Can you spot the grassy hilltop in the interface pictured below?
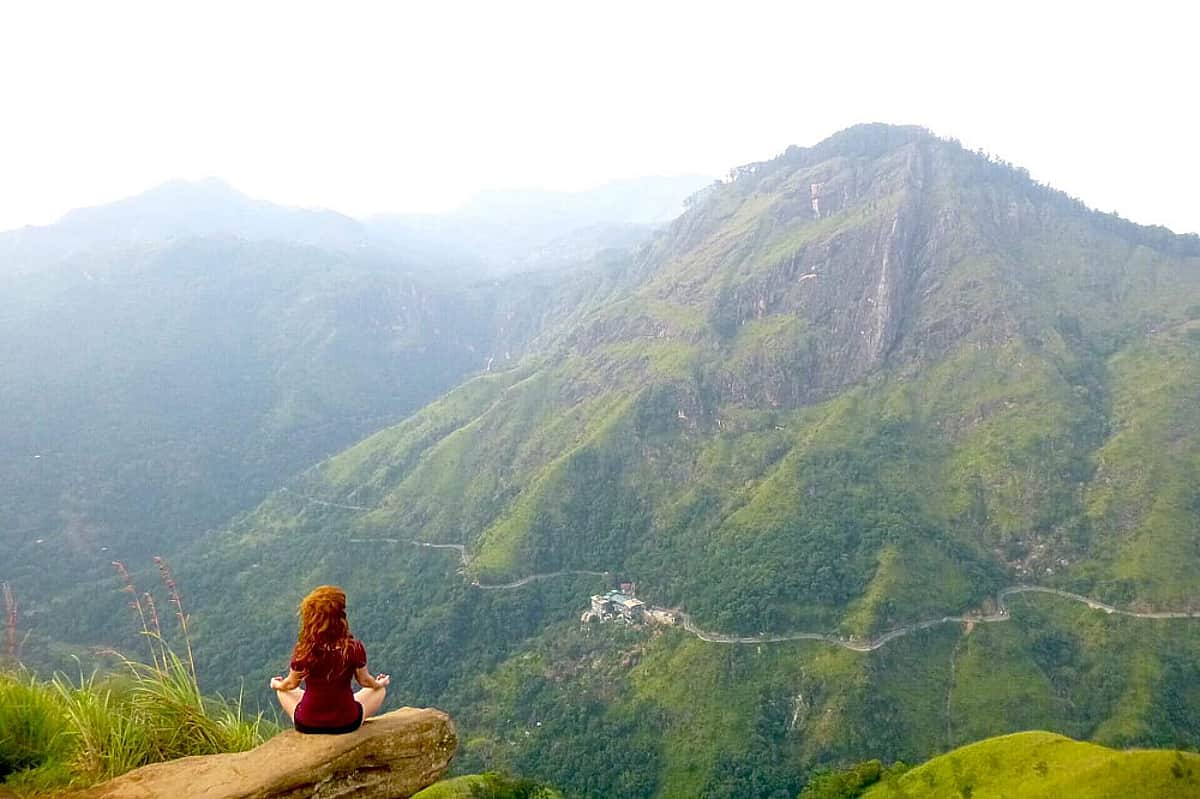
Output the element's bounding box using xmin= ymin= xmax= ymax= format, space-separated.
xmin=856 ymin=731 xmax=1200 ymax=799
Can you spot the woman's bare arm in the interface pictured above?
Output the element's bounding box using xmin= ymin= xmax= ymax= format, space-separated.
xmin=355 ymin=666 xmax=390 ymax=689
xmin=270 ymin=669 xmax=304 ymax=691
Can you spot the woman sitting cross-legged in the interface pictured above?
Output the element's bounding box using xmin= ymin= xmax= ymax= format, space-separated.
xmin=269 ymin=585 xmax=390 ymax=733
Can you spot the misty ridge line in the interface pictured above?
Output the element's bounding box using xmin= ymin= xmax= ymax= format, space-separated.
xmin=0 ymin=174 xmax=716 ymax=279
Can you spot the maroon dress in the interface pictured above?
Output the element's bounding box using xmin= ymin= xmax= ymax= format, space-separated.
xmin=291 ymin=639 xmax=368 ymax=734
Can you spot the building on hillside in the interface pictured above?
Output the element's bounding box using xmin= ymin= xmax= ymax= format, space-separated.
xmin=614 ymin=594 xmax=645 ymax=622
xmin=587 ymin=589 xmax=647 ymax=623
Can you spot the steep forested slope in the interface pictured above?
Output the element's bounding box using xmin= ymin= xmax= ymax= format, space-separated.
xmin=0 ymin=233 xmax=648 ymax=664
xmin=0 ymin=175 xmax=706 ymax=641
xmin=0 ymin=241 xmax=472 ymax=635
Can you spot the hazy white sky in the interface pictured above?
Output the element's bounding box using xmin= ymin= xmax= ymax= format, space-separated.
xmin=1 ymin=1 xmax=1197 ymax=233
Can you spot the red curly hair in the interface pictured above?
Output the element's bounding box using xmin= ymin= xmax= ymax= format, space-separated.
xmin=291 ymin=585 xmax=357 ymax=679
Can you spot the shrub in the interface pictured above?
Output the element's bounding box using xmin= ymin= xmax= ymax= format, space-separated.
xmin=0 ymin=673 xmax=71 ymax=782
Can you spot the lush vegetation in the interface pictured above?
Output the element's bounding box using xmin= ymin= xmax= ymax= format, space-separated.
xmin=6 ymin=125 xmax=1200 ymax=797
xmin=1 ymin=237 xmax=641 ymax=676
xmin=169 ymin=126 xmax=1200 ymax=798
xmin=799 ymin=760 xmax=907 ymax=799
xmin=0 ymin=558 xmax=271 ymax=794
xmin=0 ymin=240 xmax=490 ymax=667
xmin=0 ymin=655 xmax=270 ymax=793
xmin=857 ymin=731 xmax=1200 ymax=798
xmin=413 ymin=772 xmax=563 ymax=799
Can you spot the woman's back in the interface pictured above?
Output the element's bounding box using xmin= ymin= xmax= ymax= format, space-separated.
xmin=292 ymin=639 xmax=367 ymax=730
xmin=271 ymin=585 xmax=389 ymax=733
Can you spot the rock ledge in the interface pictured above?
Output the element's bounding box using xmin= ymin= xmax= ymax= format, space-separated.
xmin=71 ymin=706 xmax=456 ymax=799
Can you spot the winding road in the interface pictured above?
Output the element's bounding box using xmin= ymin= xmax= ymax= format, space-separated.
xmin=348 ymin=537 xmax=608 ymax=588
xmin=472 ymin=570 xmax=612 ymax=590
xmin=281 ymin=487 xmax=373 ymax=512
xmin=303 ymin=490 xmax=1200 ymax=653
xmin=676 ymin=586 xmax=1200 ymax=652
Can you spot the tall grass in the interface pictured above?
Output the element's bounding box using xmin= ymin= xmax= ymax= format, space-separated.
xmin=46 ymin=649 xmax=273 ymax=782
xmin=0 ymin=558 xmax=277 ymax=793
xmin=0 ymin=673 xmax=72 ymax=789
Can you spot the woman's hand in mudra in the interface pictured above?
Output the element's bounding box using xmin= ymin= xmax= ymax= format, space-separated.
xmin=354 ymin=666 xmax=389 ymax=690
xmin=271 ymin=670 xmax=303 ymax=692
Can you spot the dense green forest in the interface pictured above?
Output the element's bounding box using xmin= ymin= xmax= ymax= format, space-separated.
xmin=413 ymin=772 xmax=563 ymax=799
xmin=0 ymin=237 xmax=645 ymax=670
xmin=4 ymin=125 xmax=1200 ymax=797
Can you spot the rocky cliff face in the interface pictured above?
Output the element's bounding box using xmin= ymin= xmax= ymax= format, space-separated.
xmin=544 ymin=126 xmax=965 ymax=414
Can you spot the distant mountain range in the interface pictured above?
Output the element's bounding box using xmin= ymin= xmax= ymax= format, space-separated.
xmin=0 ymin=174 xmax=713 ymax=276
xmin=0 ymin=178 xmax=366 ymax=273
